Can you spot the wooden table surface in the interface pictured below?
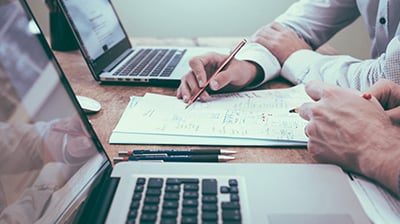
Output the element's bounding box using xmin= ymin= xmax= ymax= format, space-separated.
xmin=53 ymin=37 xmax=316 ymax=165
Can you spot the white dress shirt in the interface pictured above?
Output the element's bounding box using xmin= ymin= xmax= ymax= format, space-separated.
xmin=236 ymin=0 xmax=400 ymax=91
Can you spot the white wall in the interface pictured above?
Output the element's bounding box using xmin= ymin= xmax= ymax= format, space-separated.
xmin=27 ymin=0 xmax=371 ymax=59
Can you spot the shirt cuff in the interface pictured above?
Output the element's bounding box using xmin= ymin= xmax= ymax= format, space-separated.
xmin=234 ymin=42 xmax=281 ymax=89
xmin=281 ymin=49 xmax=325 ymax=84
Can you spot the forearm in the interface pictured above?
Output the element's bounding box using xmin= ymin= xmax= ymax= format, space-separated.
xmin=281 ymin=36 xmax=400 ymax=91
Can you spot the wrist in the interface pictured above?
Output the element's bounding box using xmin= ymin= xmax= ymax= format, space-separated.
xmin=245 ymin=61 xmax=264 ymax=88
xmin=361 ymin=127 xmax=400 ymax=196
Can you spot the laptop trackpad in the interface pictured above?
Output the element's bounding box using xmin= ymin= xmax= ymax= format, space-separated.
xmin=268 ymin=214 xmax=354 ymax=224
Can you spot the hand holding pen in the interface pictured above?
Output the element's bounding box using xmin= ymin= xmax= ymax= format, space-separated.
xmin=181 ymin=39 xmax=248 ymax=108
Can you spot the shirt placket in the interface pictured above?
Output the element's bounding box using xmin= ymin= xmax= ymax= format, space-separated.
xmin=375 ymin=0 xmax=389 ymax=55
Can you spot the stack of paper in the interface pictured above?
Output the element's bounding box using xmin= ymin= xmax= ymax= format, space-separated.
xmin=110 ymin=85 xmax=311 ymax=146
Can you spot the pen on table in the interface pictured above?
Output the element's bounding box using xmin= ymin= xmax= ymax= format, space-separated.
xmin=185 ymin=39 xmax=247 ymax=109
xmin=113 ymin=154 xmax=235 ymax=163
xmin=119 ymin=149 xmax=237 ymax=156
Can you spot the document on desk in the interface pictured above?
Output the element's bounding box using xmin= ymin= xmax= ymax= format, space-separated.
xmin=110 ymin=85 xmax=311 ymax=146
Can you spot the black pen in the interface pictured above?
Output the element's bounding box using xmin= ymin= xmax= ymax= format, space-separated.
xmin=119 ymin=149 xmax=237 ymax=156
xmin=113 ymin=154 xmax=235 ymax=163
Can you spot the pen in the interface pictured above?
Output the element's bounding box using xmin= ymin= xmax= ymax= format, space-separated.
xmin=113 ymin=155 xmax=235 ymax=163
xmin=288 ymin=107 xmax=299 ymax=113
xmin=185 ymin=39 xmax=247 ymax=109
xmin=289 ymin=92 xmax=373 ymax=113
xmin=119 ymin=149 xmax=237 ymax=156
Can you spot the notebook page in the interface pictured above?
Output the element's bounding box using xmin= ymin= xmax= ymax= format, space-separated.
xmin=111 ymin=85 xmax=311 ymax=145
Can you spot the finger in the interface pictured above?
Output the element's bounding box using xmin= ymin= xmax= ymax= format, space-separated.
xmin=177 ymin=82 xmax=191 ymax=103
xmin=269 ymin=22 xmax=286 ymax=32
xmin=367 ymin=79 xmax=392 ymax=105
xmin=368 ymin=79 xmax=400 ymax=109
xmin=303 ymin=80 xmax=328 ymax=101
xmin=386 ymin=107 xmax=400 ymax=124
xmin=298 ymin=102 xmax=315 ymax=121
xmin=208 ymin=69 xmax=234 ymax=91
xmin=251 ymin=25 xmax=276 ymax=46
xmin=178 ymin=73 xmax=198 ymax=102
xmin=189 ymin=53 xmax=223 ymax=87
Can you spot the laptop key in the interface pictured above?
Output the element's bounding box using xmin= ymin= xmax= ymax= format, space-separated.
xmin=182 ymin=207 xmax=198 ymax=216
xmin=148 ymin=177 xmax=163 ymax=188
xmin=202 ymin=203 xmax=218 ymax=212
xmin=181 ymin=216 xmax=197 ymax=224
xmin=202 ymin=212 xmax=218 ymax=221
xmin=202 ymin=179 xmax=218 ymax=195
xmin=222 ymin=209 xmax=242 ymax=221
xmin=160 ymin=218 xmax=177 ymax=224
xmin=163 ymin=200 xmax=179 ymax=209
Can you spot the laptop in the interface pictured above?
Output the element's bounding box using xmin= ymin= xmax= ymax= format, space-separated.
xmin=0 ymin=0 xmax=371 ymax=223
xmin=53 ymin=0 xmax=228 ymax=86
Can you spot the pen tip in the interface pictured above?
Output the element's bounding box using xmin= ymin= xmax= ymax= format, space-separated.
xmin=289 ymin=108 xmax=299 ymax=113
xmin=185 ymin=101 xmax=193 ymax=109
xmin=219 ymin=155 xmax=235 ymax=162
xmin=221 ymin=149 xmax=237 ymax=155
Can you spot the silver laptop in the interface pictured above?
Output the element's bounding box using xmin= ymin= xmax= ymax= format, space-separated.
xmin=55 ymin=0 xmax=228 ymax=86
xmin=0 ymin=1 xmax=370 ymax=223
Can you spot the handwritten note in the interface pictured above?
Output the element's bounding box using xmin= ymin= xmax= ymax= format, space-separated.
xmin=111 ymin=85 xmax=311 ymax=146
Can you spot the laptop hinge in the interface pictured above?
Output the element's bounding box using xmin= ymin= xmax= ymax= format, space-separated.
xmin=75 ymin=167 xmax=120 ymax=224
xmin=104 ymin=49 xmax=133 ymax=72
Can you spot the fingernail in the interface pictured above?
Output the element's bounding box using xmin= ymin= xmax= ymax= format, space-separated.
xmin=198 ymin=80 xmax=204 ymax=87
xmin=210 ymin=80 xmax=219 ymax=89
xmin=183 ymin=95 xmax=188 ymax=101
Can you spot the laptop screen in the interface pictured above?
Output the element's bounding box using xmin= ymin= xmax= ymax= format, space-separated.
xmin=60 ymin=0 xmax=125 ymax=61
xmin=58 ymin=0 xmax=133 ymax=77
xmin=0 ymin=0 xmax=109 ymax=223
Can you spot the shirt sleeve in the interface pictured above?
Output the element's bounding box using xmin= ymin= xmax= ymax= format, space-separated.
xmin=281 ymin=35 xmax=400 ymax=91
xmin=275 ymin=0 xmax=360 ymax=49
xmin=234 ymin=42 xmax=281 ymax=89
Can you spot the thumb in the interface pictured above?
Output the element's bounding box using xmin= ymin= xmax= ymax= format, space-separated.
xmin=386 ymin=107 xmax=400 ymax=125
xmin=209 ymin=70 xmax=232 ymax=91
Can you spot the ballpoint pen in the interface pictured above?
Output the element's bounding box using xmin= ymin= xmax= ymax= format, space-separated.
xmin=185 ymin=39 xmax=247 ymax=109
xmin=113 ymin=154 xmax=235 ymax=163
xmin=289 ymin=92 xmax=373 ymax=113
xmin=119 ymin=149 xmax=237 ymax=156
xmin=288 ymin=107 xmax=299 ymax=113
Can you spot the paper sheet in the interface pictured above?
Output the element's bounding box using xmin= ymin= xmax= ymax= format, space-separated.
xmin=110 ymin=85 xmax=311 ymax=146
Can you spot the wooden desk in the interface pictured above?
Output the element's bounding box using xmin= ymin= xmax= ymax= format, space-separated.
xmin=53 ymin=37 xmax=316 ymax=164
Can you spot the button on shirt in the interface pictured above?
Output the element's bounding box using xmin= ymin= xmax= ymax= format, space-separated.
xmin=235 ymin=0 xmax=400 ymax=91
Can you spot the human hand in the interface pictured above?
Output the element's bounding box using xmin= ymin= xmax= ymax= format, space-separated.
xmin=299 ymin=80 xmax=400 ymax=195
xmin=252 ymin=22 xmax=311 ymax=65
xmin=177 ymin=52 xmax=261 ymax=103
xmin=367 ymin=79 xmax=400 ymax=125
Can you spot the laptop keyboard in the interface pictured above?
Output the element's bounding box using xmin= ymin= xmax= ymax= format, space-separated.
xmin=113 ymin=49 xmax=187 ymax=77
xmin=126 ymin=177 xmax=242 ymax=224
